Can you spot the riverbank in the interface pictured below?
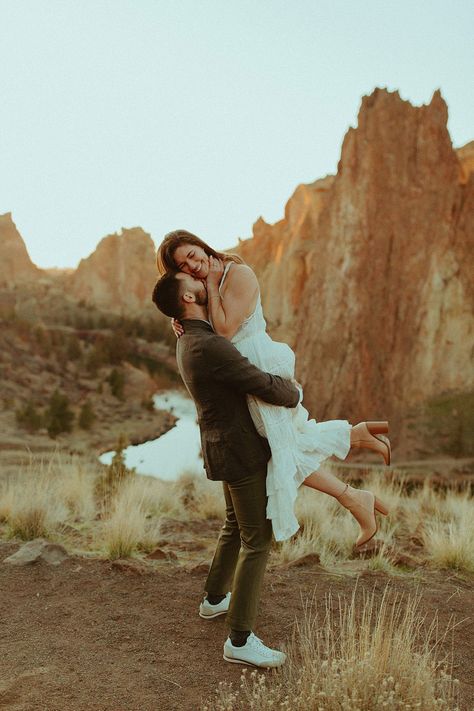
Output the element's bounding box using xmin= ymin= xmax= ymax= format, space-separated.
xmin=0 ymin=399 xmax=177 ymax=481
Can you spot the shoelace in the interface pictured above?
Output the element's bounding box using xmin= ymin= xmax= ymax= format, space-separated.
xmin=246 ymin=634 xmax=280 ymax=658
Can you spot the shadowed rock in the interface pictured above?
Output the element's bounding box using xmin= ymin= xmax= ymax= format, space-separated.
xmin=3 ymin=538 xmax=69 ymax=566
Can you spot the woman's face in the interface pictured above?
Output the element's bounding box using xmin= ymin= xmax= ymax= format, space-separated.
xmin=173 ymin=243 xmax=210 ymax=279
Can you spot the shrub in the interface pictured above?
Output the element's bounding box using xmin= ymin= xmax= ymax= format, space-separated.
xmin=107 ymin=368 xmax=125 ymax=400
xmin=44 ymin=389 xmax=75 ymax=438
xmin=95 ymin=434 xmax=136 ymax=503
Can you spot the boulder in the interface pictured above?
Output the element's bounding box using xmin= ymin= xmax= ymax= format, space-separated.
xmin=3 ymin=538 xmax=69 ymax=566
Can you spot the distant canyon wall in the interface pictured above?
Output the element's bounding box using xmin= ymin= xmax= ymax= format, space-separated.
xmin=70 ymin=227 xmax=158 ymax=316
xmin=0 ymin=217 xmax=160 ymax=318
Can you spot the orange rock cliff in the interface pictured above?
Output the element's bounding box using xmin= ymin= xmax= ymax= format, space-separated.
xmin=234 ymin=88 xmax=473 ymax=451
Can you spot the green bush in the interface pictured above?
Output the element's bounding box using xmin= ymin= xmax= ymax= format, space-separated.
xmin=44 ymin=390 xmax=75 ymax=438
xmin=107 ymin=368 xmax=125 ymax=400
xmin=95 ymin=433 xmax=136 ymax=503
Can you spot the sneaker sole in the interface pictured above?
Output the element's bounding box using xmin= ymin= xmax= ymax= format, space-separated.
xmin=222 ymin=653 xmax=264 ymax=668
xmin=199 ymin=609 xmax=228 ymax=619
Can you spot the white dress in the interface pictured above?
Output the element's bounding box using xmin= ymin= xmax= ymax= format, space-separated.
xmin=214 ymin=263 xmax=352 ymax=542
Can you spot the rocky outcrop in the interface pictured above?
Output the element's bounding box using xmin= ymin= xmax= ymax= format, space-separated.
xmin=0 ymin=212 xmax=41 ymax=285
xmin=3 ymin=539 xmax=69 ymax=566
xmin=71 ymin=227 xmax=158 ymax=315
xmin=235 ymin=88 xmax=474 ymax=455
xmin=237 ymin=175 xmax=335 ymax=343
xmin=457 ymin=140 xmax=474 ymax=184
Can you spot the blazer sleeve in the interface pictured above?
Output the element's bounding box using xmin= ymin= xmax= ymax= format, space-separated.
xmin=203 ymin=335 xmax=299 ymax=408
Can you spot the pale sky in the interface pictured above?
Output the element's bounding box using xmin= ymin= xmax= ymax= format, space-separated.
xmin=0 ymin=0 xmax=472 ymax=269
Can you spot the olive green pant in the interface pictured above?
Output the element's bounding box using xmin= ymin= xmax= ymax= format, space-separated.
xmin=204 ymin=465 xmax=273 ymax=632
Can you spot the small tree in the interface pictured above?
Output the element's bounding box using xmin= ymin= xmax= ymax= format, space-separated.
xmin=44 ymin=390 xmax=74 ymax=438
xmin=95 ymin=433 xmax=136 ymax=503
xmin=107 ymin=368 xmax=125 ymax=400
xmin=78 ymin=401 xmax=96 ymax=430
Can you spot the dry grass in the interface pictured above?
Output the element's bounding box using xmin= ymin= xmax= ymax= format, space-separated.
xmin=422 ymin=491 xmax=474 ymax=573
xmin=0 ymin=454 xmax=473 ymax=575
xmin=103 ymin=482 xmax=153 ymax=559
xmin=0 ymin=454 xmax=223 ymax=559
xmin=201 ymin=587 xmax=460 ymax=711
xmin=271 ymin=462 xmax=474 ymax=574
xmin=0 ymin=454 xmax=69 ymax=540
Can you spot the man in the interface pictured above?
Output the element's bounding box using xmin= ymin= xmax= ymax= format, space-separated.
xmin=151 ymin=270 xmax=300 ymax=668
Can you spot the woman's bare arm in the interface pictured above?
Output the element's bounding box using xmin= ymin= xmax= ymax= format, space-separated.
xmin=206 ymin=258 xmax=260 ymax=340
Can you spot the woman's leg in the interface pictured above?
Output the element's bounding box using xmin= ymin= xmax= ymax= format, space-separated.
xmin=301 ymin=421 xmax=390 ymax=547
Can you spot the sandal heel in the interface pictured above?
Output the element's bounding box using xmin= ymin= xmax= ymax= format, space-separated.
xmin=373 ymin=434 xmax=391 ymax=466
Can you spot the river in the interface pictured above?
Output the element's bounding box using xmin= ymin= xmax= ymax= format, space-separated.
xmin=98 ymin=390 xmax=205 ymax=480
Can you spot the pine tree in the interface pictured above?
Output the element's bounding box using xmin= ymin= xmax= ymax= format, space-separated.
xmin=45 ymin=390 xmax=74 ymax=438
xmin=107 ymin=368 xmax=125 ymax=400
xmin=95 ymin=433 xmax=136 ymax=503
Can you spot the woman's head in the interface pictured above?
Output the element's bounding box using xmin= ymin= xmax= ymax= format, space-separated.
xmin=156 ymin=229 xmax=244 ymax=278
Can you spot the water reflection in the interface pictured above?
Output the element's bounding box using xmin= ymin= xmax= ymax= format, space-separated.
xmin=99 ymin=389 xmax=205 ymax=480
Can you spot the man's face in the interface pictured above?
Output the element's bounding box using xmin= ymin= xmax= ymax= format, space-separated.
xmin=176 ymin=271 xmax=208 ymax=307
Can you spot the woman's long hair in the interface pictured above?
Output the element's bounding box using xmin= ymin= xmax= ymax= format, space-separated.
xmin=156 ymin=229 xmax=244 ymax=275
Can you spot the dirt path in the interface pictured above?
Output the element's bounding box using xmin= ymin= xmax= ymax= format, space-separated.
xmin=0 ymin=540 xmax=473 ymax=711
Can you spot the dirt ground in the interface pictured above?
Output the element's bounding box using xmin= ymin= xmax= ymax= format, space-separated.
xmin=0 ymin=535 xmax=473 ymax=711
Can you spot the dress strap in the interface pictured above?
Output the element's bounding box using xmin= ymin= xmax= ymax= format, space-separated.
xmin=218 ymin=261 xmax=234 ymax=295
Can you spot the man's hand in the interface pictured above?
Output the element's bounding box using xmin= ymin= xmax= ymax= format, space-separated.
xmin=291 ymin=377 xmax=303 ymax=405
xmin=171 ymin=318 xmax=184 ymax=338
xmin=206 ymin=256 xmax=225 ymax=290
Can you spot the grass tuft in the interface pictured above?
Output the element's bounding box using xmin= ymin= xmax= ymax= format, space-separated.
xmin=201 ymin=587 xmax=460 ymax=711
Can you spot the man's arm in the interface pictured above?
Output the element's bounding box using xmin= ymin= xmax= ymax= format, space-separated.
xmin=203 ymin=335 xmax=299 ymax=408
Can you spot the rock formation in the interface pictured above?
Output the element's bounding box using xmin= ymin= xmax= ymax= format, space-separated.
xmin=457 ymin=140 xmax=474 ymax=184
xmin=235 ymin=88 xmax=474 ymax=455
xmin=70 ymin=227 xmax=158 ymax=315
xmin=0 ymin=212 xmax=41 ymax=285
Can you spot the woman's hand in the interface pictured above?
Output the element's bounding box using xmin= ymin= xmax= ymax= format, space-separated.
xmin=206 ymin=255 xmax=224 ymax=290
xmin=171 ymin=318 xmax=184 ymax=338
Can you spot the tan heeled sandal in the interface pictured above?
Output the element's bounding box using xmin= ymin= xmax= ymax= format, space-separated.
xmin=351 ymin=421 xmax=392 ymax=466
xmin=336 ymin=484 xmax=390 ymax=547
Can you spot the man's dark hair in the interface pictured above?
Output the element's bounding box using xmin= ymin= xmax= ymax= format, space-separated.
xmin=151 ymin=272 xmax=185 ymax=319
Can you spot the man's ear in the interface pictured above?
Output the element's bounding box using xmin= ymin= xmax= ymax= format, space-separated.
xmin=182 ymin=291 xmax=195 ymax=304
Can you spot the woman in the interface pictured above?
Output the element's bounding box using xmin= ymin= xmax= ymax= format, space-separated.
xmin=157 ymin=229 xmax=390 ymax=546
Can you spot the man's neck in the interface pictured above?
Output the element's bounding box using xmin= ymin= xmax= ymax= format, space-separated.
xmin=181 ymin=305 xmax=210 ymax=322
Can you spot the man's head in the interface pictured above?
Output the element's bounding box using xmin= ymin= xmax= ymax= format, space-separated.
xmin=151 ymin=271 xmax=208 ymax=320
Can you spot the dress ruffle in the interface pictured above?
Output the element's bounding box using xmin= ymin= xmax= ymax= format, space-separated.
xmin=235 ymin=327 xmax=351 ymax=542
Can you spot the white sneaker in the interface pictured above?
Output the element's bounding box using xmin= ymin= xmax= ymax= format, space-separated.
xmin=223 ymin=632 xmax=287 ymax=668
xmin=199 ymin=592 xmax=231 ymax=619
